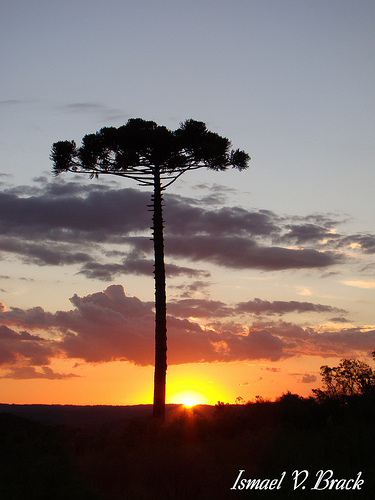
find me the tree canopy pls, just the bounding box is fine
[51,118,250,188]
[312,359,375,402]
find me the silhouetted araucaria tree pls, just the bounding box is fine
[51,118,250,421]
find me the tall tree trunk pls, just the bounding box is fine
[152,167,167,421]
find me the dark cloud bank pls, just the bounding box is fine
[1,177,373,281]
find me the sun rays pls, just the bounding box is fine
[167,389,210,407]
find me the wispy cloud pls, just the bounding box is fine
[341,280,375,289]
[235,299,347,316]
[59,102,130,123]
[0,99,30,107]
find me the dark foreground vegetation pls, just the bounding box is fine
[1,392,375,500]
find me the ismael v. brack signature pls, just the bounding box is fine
[231,469,364,492]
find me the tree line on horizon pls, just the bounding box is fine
[220,356,375,410]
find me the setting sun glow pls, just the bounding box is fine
[168,390,210,407]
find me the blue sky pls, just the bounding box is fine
[0,0,374,404]
[2,0,374,217]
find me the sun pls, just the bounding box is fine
[168,389,209,407]
[181,395,199,408]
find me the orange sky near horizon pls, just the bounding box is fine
[0,355,342,407]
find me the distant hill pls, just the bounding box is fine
[0,403,154,427]
[0,403,214,428]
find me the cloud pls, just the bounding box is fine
[341,280,375,289]
[0,99,27,107]
[59,102,130,123]
[0,366,79,380]
[165,196,280,238]
[0,236,91,266]
[78,262,130,282]
[235,299,347,316]
[341,234,375,254]
[281,223,340,244]
[170,280,212,299]
[301,374,317,384]
[0,178,373,278]
[78,257,211,281]
[62,102,107,113]
[188,183,241,206]
[0,325,56,366]
[0,183,151,241]
[164,235,339,271]
[0,286,374,369]
[167,297,346,319]
[167,299,234,319]
[329,317,351,324]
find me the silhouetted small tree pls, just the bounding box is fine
[312,359,375,402]
[51,118,250,421]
